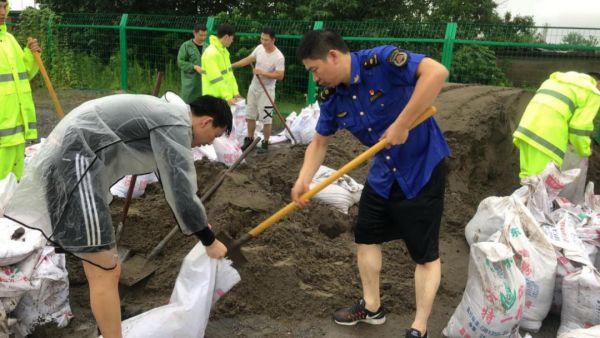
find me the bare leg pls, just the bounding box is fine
[411,258,441,335]
[357,244,382,312]
[262,123,272,144]
[247,119,256,139]
[81,250,122,338]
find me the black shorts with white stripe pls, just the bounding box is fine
[45,152,115,253]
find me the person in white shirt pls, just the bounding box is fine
[232,27,285,153]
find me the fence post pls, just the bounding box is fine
[206,16,215,37]
[46,13,54,66]
[441,22,457,79]
[306,21,323,105]
[119,13,129,91]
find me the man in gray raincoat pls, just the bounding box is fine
[4,93,232,338]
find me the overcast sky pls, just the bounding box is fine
[495,0,600,28]
[9,0,36,10]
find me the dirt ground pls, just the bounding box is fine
[26,85,600,337]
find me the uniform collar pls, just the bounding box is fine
[336,53,361,95]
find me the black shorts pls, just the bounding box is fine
[45,152,115,253]
[354,160,447,264]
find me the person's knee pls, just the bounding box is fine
[88,264,121,291]
[416,258,441,270]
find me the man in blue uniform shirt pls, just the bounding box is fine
[292,30,450,338]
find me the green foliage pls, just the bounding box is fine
[562,32,599,47]
[450,45,510,86]
[38,0,521,24]
[11,7,54,47]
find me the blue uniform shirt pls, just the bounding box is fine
[315,45,450,199]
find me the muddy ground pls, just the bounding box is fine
[26,85,600,337]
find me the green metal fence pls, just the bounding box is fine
[6,12,600,106]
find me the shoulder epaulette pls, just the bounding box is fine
[362,54,379,69]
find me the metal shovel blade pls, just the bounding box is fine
[215,231,248,268]
[119,255,158,286]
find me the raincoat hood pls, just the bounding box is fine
[551,71,600,95]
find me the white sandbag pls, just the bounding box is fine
[465,196,513,246]
[499,200,556,332]
[549,254,582,315]
[584,182,600,212]
[464,187,528,246]
[13,247,72,336]
[0,173,18,216]
[212,136,243,167]
[0,218,46,267]
[0,224,45,299]
[559,151,588,205]
[309,166,363,214]
[286,103,320,144]
[192,145,218,162]
[558,325,600,338]
[443,241,526,338]
[231,99,248,145]
[559,266,600,336]
[117,243,240,338]
[543,209,598,315]
[521,163,579,224]
[110,173,159,199]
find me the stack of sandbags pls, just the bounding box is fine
[285,103,320,145]
[447,162,600,336]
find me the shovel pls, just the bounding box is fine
[217,106,437,267]
[119,137,262,286]
[29,37,64,119]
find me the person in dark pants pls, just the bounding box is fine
[291,30,450,338]
[177,23,207,103]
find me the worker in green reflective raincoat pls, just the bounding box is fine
[513,71,600,178]
[0,0,40,180]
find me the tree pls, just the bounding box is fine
[36,0,518,24]
[562,32,599,46]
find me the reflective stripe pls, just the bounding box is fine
[0,125,24,137]
[210,76,224,84]
[536,89,576,112]
[516,126,565,159]
[569,127,593,136]
[28,122,36,130]
[221,69,228,75]
[0,72,28,82]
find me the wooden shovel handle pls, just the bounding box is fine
[247,106,437,237]
[28,37,65,119]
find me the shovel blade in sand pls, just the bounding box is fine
[215,231,248,268]
[119,255,158,286]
